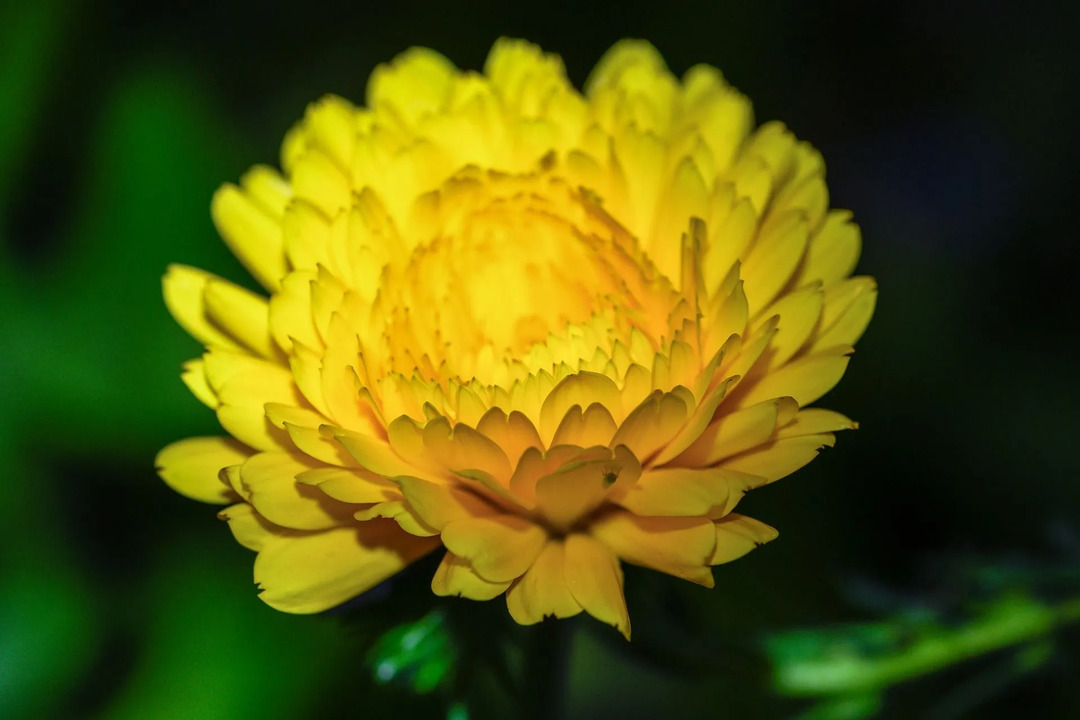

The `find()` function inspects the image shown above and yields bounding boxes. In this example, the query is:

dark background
[2,1,1078,718]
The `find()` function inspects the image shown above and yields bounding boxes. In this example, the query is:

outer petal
[563,534,630,639]
[210,184,288,292]
[421,417,513,485]
[320,312,378,431]
[442,514,548,583]
[585,39,667,97]
[431,551,511,601]
[720,433,836,482]
[255,520,438,613]
[353,500,438,537]
[240,452,357,531]
[367,47,457,127]
[776,409,856,438]
[761,288,824,369]
[203,277,277,359]
[808,277,877,352]
[509,445,576,507]
[674,397,795,467]
[180,358,218,408]
[734,348,851,410]
[219,502,280,551]
[268,271,321,354]
[297,467,397,504]
[336,427,420,477]
[264,403,352,466]
[395,475,502,531]
[791,210,861,289]
[505,541,582,625]
[609,389,692,464]
[614,467,762,518]
[651,376,736,466]
[155,436,249,504]
[709,514,779,564]
[590,511,716,587]
[533,449,624,531]
[741,211,809,314]
[163,265,246,352]
[206,351,305,452]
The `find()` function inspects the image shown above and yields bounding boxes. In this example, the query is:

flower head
[157,38,875,638]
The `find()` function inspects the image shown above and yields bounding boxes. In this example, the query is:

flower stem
[521,622,571,720]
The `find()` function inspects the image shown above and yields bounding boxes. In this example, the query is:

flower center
[382,172,645,388]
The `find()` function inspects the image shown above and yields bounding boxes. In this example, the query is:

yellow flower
[156,38,876,639]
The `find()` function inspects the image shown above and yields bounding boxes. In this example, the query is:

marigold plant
[157,38,876,639]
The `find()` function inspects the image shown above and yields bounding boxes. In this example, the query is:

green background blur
[2,1,1078,718]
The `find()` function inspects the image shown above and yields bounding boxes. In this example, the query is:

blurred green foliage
[369,610,455,695]
[1,0,1078,718]
[768,592,1078,719]
[0,2,357,717]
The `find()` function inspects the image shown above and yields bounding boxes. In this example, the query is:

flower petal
[776,408,856,438]
[651,376,736,466]
[203,277,277,359]
[291,150,351,216]
[210,183,287,292]
[674,397,796,467]
[476,408,544,469]
[268,270,321,354]
[155,436,249,503]
[395,475,501,531]
[237,164,292,218]
[180,358,218,408]
[563,534,630,639]
[534,448,622,531]
[219,464,248,500]
[353,500,438,537]
[508,445,580,507]
[808,277,877,352]
[615,467,761,518]
[321,312,380,431]
[431,552,511,601]
[303,95,357,169]
[741,211,809,315]
[296,467,397,504]
[240,452,357,530]
[709,514,779,564]
[610,389,692,464]
[505,540,582,625]
[263,403,351,466]
[761,287,824,369]
[367,47,456,127]
[590,511,716,587]
[550,402,618,449]
[205,350,305,452]
[218,502,281,551]
[162,265,246,352]
[792,210,861,289]
[539,371,622,447]
[442,514,548,583]
[421,416,513,485]
[336,427,419,477]
[734,348,851,410]
[720,433,836,482]
[254,521,438,613]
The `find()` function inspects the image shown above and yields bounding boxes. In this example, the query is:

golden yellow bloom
[157,38,875,639]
